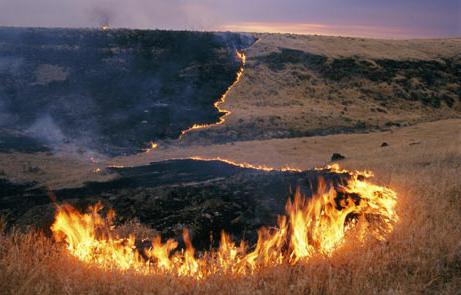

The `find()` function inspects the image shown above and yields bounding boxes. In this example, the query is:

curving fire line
[189,156,302,172]
[179,51,246,139]
[142,51,244,151]
[51,165,398,279]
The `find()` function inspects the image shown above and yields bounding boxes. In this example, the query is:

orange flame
[189,156,302,172]
[180,51,246,138]
[51,165,398,279]
[144,142,159,153]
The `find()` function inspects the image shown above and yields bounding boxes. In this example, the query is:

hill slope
[0,27,254,155]
[181,34,461,143]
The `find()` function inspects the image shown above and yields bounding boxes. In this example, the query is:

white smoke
[26,115,66,145]
[0,0,220,30]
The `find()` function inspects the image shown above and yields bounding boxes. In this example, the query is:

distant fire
[180,51,246,138]
[144,142,159,153]
[100,24,110,31]
[190,156,302,172]
[51,165,398,279]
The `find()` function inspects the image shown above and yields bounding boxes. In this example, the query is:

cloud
[217,22,432,39]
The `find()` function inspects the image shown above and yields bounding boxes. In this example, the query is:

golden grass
[176,35,461,145]
[110,119,460,171]
[1,137,460,294]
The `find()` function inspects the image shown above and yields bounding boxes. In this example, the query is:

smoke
[0,0,220,30]
[26,115,66,145]
[24,114,106,160]
[91,6,114,27]
[0,0,457,38]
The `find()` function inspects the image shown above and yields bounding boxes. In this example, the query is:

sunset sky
[0,0,459,38]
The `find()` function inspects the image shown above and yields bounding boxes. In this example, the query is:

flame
[107,165,125,169]
[51,165,398,279]
[180,51,246,138]
[189,156,302,172]
[144,142,159,153]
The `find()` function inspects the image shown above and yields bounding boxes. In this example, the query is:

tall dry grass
[1,148,460,294]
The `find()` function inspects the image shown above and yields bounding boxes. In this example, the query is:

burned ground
[0,32,460,294]
[0,159,355,250]
[0,27,255,155]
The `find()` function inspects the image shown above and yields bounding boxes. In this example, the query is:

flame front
[180,51,246,138]
[51,166,398,279]
[189,156,302,172]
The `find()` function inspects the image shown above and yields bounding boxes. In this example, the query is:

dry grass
[110,119,460,171]
[251,34,461,60]
[0,151,116,189]
[1,134,460,294]
[1,33,460,294]
[178,35,461,144]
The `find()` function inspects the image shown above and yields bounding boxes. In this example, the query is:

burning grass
[48,165,397,278]
[1,151,460,294]
[180,51,246,139]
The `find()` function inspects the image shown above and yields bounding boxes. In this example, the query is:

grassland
[0,32,460,294]
[1,118,460,294]
[180,34,461,144]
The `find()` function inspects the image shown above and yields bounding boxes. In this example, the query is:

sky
[0,0,459,39]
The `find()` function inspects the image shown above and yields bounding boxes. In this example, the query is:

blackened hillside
[0,27,255,155]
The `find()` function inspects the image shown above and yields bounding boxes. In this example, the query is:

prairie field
[1,125,460,295]
[0,29,460,294]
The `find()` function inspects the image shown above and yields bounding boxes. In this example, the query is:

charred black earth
[0,159,355,249]
[0,27,255,155]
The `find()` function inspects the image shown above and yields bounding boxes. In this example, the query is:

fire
[189,156,302,172]
[180,51,246,138]
[107,165,125,169]
[51,165,398,279]
[144,142,159,153]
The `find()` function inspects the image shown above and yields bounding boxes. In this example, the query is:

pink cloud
[217,21,439,39]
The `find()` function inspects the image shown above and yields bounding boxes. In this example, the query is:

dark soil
[0,129,49,153]
[0,159,355,249]
[0,27,255,156]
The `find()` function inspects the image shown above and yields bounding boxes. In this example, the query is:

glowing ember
[51,165,398,279]
[144,142,159,153]
[180,51,246,138]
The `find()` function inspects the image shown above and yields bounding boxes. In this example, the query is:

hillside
[0,29,460,294]
[180,34,461,144]
[0,27,254,155]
